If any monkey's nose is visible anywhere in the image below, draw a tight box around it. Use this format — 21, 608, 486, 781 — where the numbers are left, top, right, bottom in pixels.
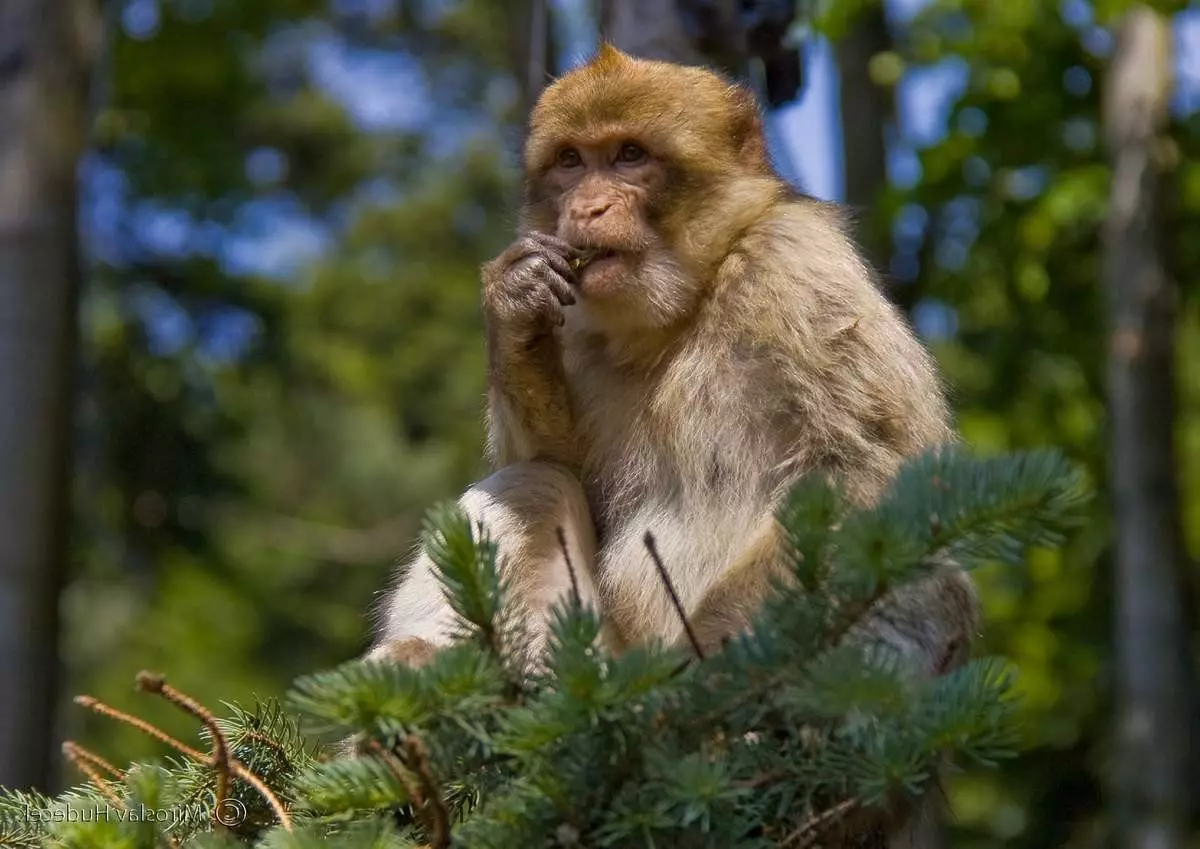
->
573, 200, 612, 221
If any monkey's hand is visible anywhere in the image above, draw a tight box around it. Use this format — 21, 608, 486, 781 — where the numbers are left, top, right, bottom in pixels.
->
481, 233, 581, 467
482, 232, 580, 343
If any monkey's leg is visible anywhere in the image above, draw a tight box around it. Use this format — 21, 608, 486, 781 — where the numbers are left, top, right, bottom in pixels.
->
366, 460, 608, 668
690, 549, 976, 849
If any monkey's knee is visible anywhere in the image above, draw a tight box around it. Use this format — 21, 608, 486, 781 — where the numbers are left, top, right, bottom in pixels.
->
464, 461, 592, 531
462, 460, 597, 571
464, 461, 612, 651
855, 564, 980, 681
371, 462, 604, 669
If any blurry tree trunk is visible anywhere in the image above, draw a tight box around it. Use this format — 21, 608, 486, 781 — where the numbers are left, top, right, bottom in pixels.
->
510, 0, 556, 130
1102, 7, 1194, 849
0, 0, 99, 791
596, 0, 709, 66
835, 4, 895, 290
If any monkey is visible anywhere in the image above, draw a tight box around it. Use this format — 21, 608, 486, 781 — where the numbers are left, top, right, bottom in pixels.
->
361, 45, 980, 846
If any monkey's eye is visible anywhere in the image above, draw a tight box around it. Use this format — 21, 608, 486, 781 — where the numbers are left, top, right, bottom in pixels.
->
556, 148, 582, 168
616, 142, 647, 163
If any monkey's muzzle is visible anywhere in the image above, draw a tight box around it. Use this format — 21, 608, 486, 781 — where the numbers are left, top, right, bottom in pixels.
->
569, 248, 604, 273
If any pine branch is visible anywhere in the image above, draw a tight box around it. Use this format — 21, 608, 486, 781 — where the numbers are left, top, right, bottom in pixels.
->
776, 473, 843, 591
1, 446, 1087, 848
422, 503, 509, 659
781, 798, 858, 847
293, 753, 411, 815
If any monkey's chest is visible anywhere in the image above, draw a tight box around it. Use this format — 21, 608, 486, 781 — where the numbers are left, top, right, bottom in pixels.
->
578, 391, 789, 528
590, 492, 765, 643
577, 412, 784, 643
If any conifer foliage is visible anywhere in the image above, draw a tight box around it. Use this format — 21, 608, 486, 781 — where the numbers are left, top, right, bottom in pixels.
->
1, 447, 1089, 848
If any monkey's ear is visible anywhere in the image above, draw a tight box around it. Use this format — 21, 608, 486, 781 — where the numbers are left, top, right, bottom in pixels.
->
728, 86, 769, 170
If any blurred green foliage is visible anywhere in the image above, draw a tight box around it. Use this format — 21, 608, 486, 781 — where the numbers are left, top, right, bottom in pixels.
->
69, 0, 513, 777
63, 1, 1199, 847
877, 0, 1200, 845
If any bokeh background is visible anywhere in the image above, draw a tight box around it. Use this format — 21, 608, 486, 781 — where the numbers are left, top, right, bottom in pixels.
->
2, 0, 1199, 846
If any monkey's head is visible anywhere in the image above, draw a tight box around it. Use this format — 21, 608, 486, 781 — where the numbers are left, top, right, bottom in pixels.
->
521, 45, 784, 330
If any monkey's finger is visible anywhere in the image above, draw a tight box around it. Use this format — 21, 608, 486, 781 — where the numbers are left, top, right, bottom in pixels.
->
511, 255, 575, 293
536, 249, 576, 282
542, 272, 576, 307
496, 235, 566, 273
526, 231, 580, 257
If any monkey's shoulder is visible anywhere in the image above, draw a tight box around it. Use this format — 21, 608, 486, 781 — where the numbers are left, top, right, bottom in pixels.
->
712, 206, 895, 327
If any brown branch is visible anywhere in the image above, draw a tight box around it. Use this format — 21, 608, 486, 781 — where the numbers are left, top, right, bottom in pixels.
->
781, 799, 859, 848
226, 762, 293, 832
75, 686, 294, 832
370, 741, 424, 814
74, 695, 207, 761
555, 525, 581, 606
643, 531, 705, 661
734, 768, 787, 790
402, 736, 451, 849
136, 671, 233, 827
62, 742, 125, 810
62, 740, 125, 781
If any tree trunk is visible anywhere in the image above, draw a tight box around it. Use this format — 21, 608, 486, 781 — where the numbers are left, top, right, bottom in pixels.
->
1102, 7, 1194, 848
509, 0, 556, 125
0, 0, 99, 791
596, 0, 711, 65
834, 5, 895, 290
835, 5, 892, 215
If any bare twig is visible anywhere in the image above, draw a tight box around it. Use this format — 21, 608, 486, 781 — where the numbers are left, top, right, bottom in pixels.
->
62, 740, 125, 781
370, 741, 417, 792
781, 799, 859, 848
734, 768, 786, 790
228, 762, 293, 832
402, 736, 451, 849
62, 742, 125, 810
555, 525, 581, 606
643, 531, 705, 660
74, 695, 207, 761
137, 672, 233, 826
75, 684, 294, 832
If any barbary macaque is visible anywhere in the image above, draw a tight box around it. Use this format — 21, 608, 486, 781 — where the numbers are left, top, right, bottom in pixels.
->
362, 45, 979, 846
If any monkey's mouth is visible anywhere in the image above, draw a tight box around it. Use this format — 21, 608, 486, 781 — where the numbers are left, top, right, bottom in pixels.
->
572, 248, 632, 295
570, 247, 621, 272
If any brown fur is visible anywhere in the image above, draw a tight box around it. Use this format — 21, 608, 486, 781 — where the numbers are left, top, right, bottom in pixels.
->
363, 47, 979, 848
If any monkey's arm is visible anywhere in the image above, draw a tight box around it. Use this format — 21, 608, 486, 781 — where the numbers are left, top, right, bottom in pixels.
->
485, 329, 577, 467
482, 232, 581, 467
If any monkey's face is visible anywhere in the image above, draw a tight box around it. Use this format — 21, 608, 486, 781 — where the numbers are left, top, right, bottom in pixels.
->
520, 46, 773, 329
545, 138, 662, 298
